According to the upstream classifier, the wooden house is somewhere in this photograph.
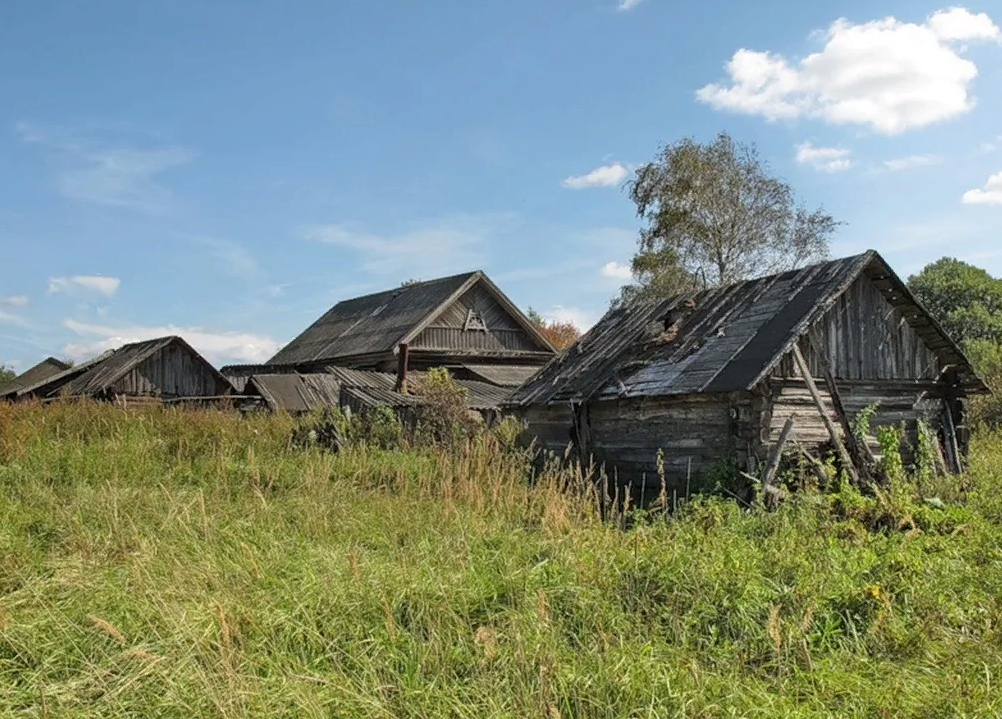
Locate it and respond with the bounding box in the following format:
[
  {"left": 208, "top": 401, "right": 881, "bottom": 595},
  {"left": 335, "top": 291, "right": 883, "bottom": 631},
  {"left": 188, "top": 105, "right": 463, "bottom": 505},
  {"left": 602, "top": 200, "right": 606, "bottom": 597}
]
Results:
[
  {"left": 222, "top": 270, "right": 554, "bottom": 415},
  {"left": 6, "top": 336, "right": 233, "bottom": 403},
  {"left": 245, "top": 270, "right": 554, "bottom": 376},
  {"left": 506, "top": 251, "right": 989, "bottom": 492}
]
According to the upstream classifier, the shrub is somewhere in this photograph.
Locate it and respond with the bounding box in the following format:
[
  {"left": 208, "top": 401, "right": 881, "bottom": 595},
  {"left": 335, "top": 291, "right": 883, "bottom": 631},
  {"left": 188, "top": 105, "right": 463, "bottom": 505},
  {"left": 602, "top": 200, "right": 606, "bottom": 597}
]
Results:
[{"left": 411, "top": 367, "right": 482, "bottom": 448}]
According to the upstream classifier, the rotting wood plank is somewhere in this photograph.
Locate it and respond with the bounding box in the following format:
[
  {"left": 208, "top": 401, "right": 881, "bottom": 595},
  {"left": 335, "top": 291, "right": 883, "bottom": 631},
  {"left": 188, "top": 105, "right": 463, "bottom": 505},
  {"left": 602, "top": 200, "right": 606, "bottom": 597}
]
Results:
[{"left": 792, "top": 343, "right": 860, "bottom": 485}]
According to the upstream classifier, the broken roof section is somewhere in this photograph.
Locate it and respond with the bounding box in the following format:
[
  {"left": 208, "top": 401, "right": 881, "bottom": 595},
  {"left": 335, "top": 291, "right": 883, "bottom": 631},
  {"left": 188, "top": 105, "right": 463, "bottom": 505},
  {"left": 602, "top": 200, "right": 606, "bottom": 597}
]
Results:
[
  {"left": 0, "top": 357, "right": 71, "bottom": 396},
  {"left": 266, "top": 270, "right": 555, "bottom": 365},
  {"left": 507, "top": 251, "right": 988, "bottom": 407}
]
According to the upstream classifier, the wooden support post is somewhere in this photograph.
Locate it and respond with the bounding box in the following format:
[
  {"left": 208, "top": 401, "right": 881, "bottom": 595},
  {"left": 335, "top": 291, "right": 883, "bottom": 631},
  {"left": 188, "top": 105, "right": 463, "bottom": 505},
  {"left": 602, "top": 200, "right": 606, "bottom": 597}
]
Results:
[
  {"left": 764, "top": 415, "right": 796, "bottom": 488},
  {"left": 394, "top": 343, "right": 410, "bottom": 392},
  {"left": 791, "top": 344, "right": 860, "bottom": 485},
  {"left": 805, "top": 330, "right": 878, "bottom": 471},
  {"left": 942, "top": 398, "right": 962, "bottom": 475}
]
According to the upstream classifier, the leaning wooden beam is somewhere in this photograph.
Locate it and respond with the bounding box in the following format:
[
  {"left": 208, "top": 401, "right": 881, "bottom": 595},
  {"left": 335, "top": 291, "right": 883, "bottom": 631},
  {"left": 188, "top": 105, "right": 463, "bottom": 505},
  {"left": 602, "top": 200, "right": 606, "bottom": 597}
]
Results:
[
  {"left": 806, "top": 329, "right": 878, "bottom": 469},
  {"left": 942, "top": 399, "right": 962, "bottom": 475},
  {"left": 794, "top": 442, "right": 831, "bottom": 486},
  {"left": 764, "top": 415, "right": 796, "bottom": 488},
  {"left": 791, "top": 343, "right": 860, "bottom": 485}
]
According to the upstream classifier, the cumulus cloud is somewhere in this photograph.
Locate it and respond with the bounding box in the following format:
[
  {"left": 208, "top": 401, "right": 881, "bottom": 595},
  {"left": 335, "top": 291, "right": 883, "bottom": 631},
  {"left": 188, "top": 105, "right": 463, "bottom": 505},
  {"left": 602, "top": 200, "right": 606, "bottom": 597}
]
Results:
[
  {"left": 697, "top": 7, "right": 1001, "bottom": 134},
  {"left": 882, "top": 155, "right": 943, "bottom": 172},
  {"left": 542, "top": 306, "right": 596, "bottom": 331},
  {"left": 307, "top": 213, "right": 515, "bottom": 277},
  {"left": 795, "top": 142, "right": 853, "bottom": 172},
  {"left": 0, "top": 295, "right": 28, "bottom": 308},
  {"left": 61, "top": 319, "right": 281, "bottom": 365},
  {"left": 962, "top": 171, "right": 1002, "bottom": 205},
  {"left": 617, "top": 0, "right": 645, "bottom": 10},
  {"left": 562, "top": 162, "right": 629, "bottom": 189},
  {"left": 600, "top": 261, "right": 633, "bottom": 280},
  {"left": 48, "top": 276, "right": 121, "bottom": 297},
  {"left": 16, "top": 121, "right": 195, "bottom": 215}
]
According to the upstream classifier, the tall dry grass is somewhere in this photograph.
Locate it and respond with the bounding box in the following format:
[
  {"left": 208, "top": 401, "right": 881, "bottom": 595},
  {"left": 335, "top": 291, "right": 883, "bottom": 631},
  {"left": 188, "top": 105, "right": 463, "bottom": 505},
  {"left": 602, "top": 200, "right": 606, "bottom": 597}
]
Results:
[{"left": 2, "top": 399, "right": 1002, "bottom": 717}]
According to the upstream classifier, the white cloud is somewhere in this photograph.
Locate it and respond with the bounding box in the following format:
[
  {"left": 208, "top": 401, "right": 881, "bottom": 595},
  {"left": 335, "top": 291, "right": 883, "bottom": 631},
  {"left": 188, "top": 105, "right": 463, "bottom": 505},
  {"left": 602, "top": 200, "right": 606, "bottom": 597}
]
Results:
[
  {"left": 980, "top": 135, "right": 1002, "bottom": 153},
  {"left": 0, "top": 295, "right": 28, "bottom": 308},
  {"left": 697, "top": 7, "right": 1001, "bottom": 134},
  {"left": 16, "top": 121, "right": 194, "bottom": 215},
  {"left": 962, "top": 170, "right": 1002, "bottom": 205},
  {"left": 562, "top": 162, "right": 629, "bottom": 189},
  {"left": 600, "top": 261, "right": 633, "bottom": 280},
  {"left": 307, "top": 213, "right": 515, "bottom": 277},
  {"left": 617, "top": 0, "right": 645, "bottom": 10},
  {"left": 882, "top": 155, "right": 943, "bottom": 171},
  {"left": 48, "top": 276, "right": 121, "bottom": 297},
  {"left": 795, "top": 142, "right": 853, "bottom": 172},
  {"left": 542, "top": 306, "right": 596, "bottom": 330},
  {"left": 62, "top": 319, "right": 281, "bottom": 365}
]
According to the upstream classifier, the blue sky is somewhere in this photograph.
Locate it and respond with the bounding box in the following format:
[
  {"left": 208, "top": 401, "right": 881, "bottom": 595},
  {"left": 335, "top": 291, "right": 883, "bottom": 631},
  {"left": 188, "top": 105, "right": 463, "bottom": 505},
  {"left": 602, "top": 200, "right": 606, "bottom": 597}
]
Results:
[{"left": 1, "top": 0, "right": 1000, "bottom": 369}]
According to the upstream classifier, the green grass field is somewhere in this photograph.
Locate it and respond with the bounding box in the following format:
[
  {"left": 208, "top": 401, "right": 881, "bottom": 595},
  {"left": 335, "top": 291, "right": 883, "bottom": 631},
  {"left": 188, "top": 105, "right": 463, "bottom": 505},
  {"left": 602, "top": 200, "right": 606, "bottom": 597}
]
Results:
[{"left": 3, "top": 400, "right": 1002, "bottom": 718}]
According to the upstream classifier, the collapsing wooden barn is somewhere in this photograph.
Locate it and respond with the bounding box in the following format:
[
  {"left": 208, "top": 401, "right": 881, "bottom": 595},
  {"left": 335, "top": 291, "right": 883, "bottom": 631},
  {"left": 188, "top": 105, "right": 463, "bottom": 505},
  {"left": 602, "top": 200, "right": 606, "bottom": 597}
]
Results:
[
  {"left": 506, "top": 251, "right": 989, "bottom": 492},
  {"left": 0, "top": 357, "right": 72, "bottom": 399},
  {"left": 231, "top": 365, "right": 512, "bottom": 422},
  {"left": 2, "top": 336, "right": 233, "bottom": 403}
]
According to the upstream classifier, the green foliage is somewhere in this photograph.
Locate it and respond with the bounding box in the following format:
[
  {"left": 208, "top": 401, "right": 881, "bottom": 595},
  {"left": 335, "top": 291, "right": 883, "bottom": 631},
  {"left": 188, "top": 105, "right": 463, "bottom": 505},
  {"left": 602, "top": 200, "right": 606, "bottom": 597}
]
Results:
[
  {"left": 851, "top": 403, "right": 878, "bottom": 442},
  {"left": 4, "top": 401, "right": 1002, "bottom": 717},
  {"left": 913, "top": 420, "right": 937, "bottom": 485},
  {"left": 619, "top": 131, "right": 839, "bottom": 305},
  {"left": 0, "top": 363, "right": 15, "bottom": 389},
  {"left": 411, "top": 367, "right": 482, "bottom": 448},
  {"left": 876, "top": 425, "right": 905, "bottom": 481},
  {"left": 363, "top": 403, "right": 404, "bottom": 449},
  {"left": 907, "top": 257, "right": 1002, "bottom": 345}
]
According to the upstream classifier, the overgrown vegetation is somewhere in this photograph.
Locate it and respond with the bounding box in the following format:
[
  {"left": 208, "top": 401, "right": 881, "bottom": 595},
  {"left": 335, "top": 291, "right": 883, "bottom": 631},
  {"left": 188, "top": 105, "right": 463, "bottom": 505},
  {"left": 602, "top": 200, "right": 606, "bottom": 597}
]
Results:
[{"left": 3, "top": 400, "right": 1002, "bottom": 717}]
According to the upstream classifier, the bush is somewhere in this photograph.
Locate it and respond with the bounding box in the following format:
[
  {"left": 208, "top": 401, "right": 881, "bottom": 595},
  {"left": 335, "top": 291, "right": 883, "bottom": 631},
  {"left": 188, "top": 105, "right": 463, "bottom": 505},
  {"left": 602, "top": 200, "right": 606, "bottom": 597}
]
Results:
[{"left": 411, "top": 367, "right": 482, "bottom": 448}]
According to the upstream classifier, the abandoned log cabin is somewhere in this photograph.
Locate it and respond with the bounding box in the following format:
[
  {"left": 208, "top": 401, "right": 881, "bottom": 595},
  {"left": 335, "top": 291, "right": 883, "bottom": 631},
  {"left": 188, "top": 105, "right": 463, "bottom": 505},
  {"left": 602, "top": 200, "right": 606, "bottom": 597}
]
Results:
[
  {"left": 506, "top": 250, "right": 990, "bottom": 491},
  {"left": 0, "top": 357, "right": 71, "bottom": 399},
  {"left": 241, "top": 270, "right": 555, "bottom": 377},
  {"left": 4, "top": 336, "right": 233, "bottom": 403}
]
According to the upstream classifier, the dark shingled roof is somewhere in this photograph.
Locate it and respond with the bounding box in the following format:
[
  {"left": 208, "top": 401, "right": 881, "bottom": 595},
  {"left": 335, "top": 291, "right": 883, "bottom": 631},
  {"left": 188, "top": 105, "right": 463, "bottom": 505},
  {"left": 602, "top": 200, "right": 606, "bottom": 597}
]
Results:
[
  {"left": 268, "top": 272, "right": 478, "bottom": 364},
  {"left": 507, "top": 251, "right": 988, "bottom": 407},
  {"left": 1, "top": 357, "right": 70, "bottom": 396}
]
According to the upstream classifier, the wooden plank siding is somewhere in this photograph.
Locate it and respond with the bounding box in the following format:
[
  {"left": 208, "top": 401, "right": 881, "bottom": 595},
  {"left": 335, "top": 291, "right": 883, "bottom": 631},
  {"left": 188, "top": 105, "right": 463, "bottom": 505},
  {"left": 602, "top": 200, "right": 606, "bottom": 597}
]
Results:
[
  {"left": 110, "top": 342, "right": 231, "bottom": 398},
  {"left": 413, "top": 284, "right": 540, "bottom": 352},
  {"left": 773, "top": 275, "right": 941, "bottom": 382}
]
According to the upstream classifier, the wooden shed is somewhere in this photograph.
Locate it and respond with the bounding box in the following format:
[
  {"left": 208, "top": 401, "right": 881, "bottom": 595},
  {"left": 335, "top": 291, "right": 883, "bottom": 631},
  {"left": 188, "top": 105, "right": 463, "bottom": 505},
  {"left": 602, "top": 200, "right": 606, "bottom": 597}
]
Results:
[
  {"left": 14, "top": 336, "right": 234, "bottom": 403},
  {"left": 505, "top": 251, "right": 989, "bottom": 492}
]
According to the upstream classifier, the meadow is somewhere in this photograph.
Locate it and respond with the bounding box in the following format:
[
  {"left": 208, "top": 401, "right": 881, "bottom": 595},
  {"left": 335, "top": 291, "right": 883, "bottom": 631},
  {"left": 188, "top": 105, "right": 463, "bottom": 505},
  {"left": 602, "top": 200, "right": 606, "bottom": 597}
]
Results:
[{"left": 2, "top": 400, "right": 1002, "bottom": 718}]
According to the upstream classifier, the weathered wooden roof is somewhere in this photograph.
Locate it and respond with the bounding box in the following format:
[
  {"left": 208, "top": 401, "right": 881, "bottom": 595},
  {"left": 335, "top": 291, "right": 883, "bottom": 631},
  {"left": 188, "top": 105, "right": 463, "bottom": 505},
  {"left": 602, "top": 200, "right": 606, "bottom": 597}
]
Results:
[
  {"left": 507, "top": 251, "right": 987, "bottom": 407},
  {"left": 246, "top": 373, "right": 343, "bottom": 413},
  {"left": 1, "top": 357, "right": 70, "bottom": 396},
  {"left": 2, "top": 351, "right": 114, "bottom": 399},
  {"left": 459, "top": 363, "right": 541, "bottom": 387},
  {"left": 58, "top": 336, "right": 233, "bottom": 397},
  {"left": 266, "top": 270, "right": 555, "bottom": 365}
]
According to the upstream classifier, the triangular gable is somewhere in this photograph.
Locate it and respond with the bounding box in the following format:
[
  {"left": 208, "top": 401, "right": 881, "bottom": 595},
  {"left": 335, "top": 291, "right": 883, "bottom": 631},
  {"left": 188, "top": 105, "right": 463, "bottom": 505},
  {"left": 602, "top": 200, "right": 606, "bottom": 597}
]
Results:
[
  {"left": 739, "top": 252, "right": 988, "bottom": 394},
  {"left": 399, "top": 272, "right": 556, "bottom": 354}
]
